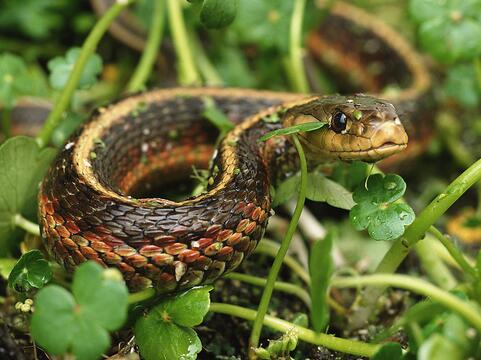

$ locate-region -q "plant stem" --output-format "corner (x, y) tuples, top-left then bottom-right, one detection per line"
(14, 214), (40, 236)
(126, 0), (164, 93)
(428, 226), (477, 278)
(210, 303), (379, 357)
(225, 272), (311, 308)
(287, 0), (309, 93)
(353, 158), (481, 328)
(166, 0), (201, 85)
(1, 107), (11, 139)
(36, 1), (134, 147)
(255, 239), (310, 284)
(128, 288), (156, 304)
(413, 240), (457, 290)
(188, 30), (223, 86)
(248, 135), (307, 357)
(332, 274), (481, 333)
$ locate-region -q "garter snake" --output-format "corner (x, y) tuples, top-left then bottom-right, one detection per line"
(37, 2), (431, 292)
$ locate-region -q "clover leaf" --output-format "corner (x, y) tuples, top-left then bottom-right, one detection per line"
(350, 174), (415, 241)
(31, 261), (129, 360)
(443, 63), (481, 107)
(135, 286), (212, 360)
(0, 137), (55, 255)
(0, 53), (32, 107)
(8, 250), (52, 292)
(47, 48), (103, 90)
(410, 0), (481, 63)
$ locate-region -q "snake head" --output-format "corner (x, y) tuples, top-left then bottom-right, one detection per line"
(283, 94), (408, 162)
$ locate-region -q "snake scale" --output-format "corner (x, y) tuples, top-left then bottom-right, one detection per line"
(38, 1), (431, 292)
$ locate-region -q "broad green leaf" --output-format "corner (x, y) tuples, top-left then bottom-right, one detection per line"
(47, 47), (103, 90)
(410, 0), (481, 63)
(200, 0), (238, 29)
(0, 136), (55, 255)
(134, 286), (212, 360)
(350, 174), (415, 241)
(31, 262), (128, 360)
(0, 53), (32, 107)
(309, 232), (333, 332)
(418, 334), (464, 360)
(272, 174), (300, 208)
(0, 0), (65, 39)
(259, 122), (327, 142)
(8, 250), (52, 292)
(443, 64), (480, 107)
(330, 161), (368, 192)
(306, 172), (355, 210)
(372, 342), (402, 360)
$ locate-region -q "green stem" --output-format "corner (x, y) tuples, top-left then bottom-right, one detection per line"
(428, 226), (477, 278)
(128, 288), (156, 304)
(126, 0), (165, 93)
(255, 239), (310, 284)
(287, 0), (309, 93)
(332, 274), (481, 333)
(355, 158), (481, 327)
(248, 135), (308, 356)
(413, 240), (457, 290)
(225, 272), (311, 308)
(14, 214), (40, 236)
(36, 1), (134, 147)
(210, 303), (379, 357)
(166, 0), (201, 85)
(188, 30), (223, 86)
(1, 107), (11, 139)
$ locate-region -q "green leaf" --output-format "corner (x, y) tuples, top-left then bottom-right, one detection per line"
(330, 161), (368, 192)
(254, 329), (298, 360)
(418, 333), (464, 360)
(349, 174), (415, 241)
(200, 0), (238, 29)
(0, 258), (17, 279)
(272, 174), (300, 208)
(410, 0), (481, 63)
(0, 53), (32, 107)
(202, 97), (234, 136)
(8, 250), (52, 292)
(135, 286), (212, 360)
(259, 122), (327, 142)
(31, 262), (128, 360)
(47, 47), (103, 90)
(372, 342), (402, 360)
(306, 172), (355, 210)
(443, 64), (480, 107)
(0, 136), (55, 255)
(309, 232), (333, 332)
(0, 0), (65, 39)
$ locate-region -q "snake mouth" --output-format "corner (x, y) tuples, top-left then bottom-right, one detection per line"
(333, 142), (408, 161)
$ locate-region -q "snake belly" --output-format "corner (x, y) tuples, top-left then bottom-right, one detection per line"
(39, 89), (305, 292)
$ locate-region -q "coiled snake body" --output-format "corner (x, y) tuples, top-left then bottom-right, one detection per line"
(39, 2), (431, 292)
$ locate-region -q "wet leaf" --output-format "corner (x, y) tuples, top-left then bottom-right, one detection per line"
(0, 136), (55, 255)
(8, 250), (52, 292)
(31, 262), (128, 360)
(200, 0), (238, 29)
(349, 174), (415, 241)
(309, 232), (333, 332)
(47, 47), (103, 90)
(135, 286), (212, 360)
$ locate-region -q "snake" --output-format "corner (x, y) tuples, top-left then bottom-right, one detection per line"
(38, 1), (431, 292)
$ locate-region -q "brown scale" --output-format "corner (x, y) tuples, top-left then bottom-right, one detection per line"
(39, 90), (299, 292)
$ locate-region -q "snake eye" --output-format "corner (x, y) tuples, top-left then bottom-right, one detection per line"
(331, 112), (347, 133)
